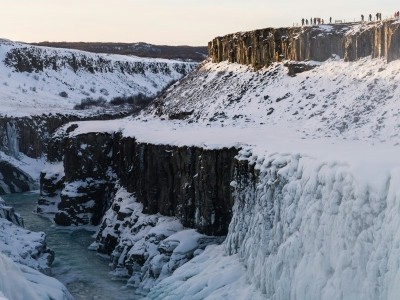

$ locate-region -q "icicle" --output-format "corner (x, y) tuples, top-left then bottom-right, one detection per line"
(5, 122), (19, 158)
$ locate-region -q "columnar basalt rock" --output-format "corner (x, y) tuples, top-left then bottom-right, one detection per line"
(43, 130), (238, 235)
(53, 132), (116, 226)
(208, 20), (400, 69)
(115, 137), (237, 235)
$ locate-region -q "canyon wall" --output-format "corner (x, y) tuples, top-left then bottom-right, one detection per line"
(208, 20), (400, 69)
(42, 128), (237, 236)
(39, 128), (237, 290)
(0, 113), (130, 195)
(0, 113), (129, 159)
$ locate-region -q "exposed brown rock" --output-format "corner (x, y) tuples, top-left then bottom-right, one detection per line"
(208, 20), (400, 69)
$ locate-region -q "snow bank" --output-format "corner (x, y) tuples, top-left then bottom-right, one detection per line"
(0, 213), (53, 273)
(0, 253), (72, 300)
(91, 187), (223, 292)
(147, 245), (264, 300)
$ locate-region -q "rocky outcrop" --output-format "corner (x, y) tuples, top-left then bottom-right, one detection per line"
(36, 163), (64, 214)
(208, 20), (400, 69)
(43, 128), (238, 235)
(0, 113), (129, 159)
(0, 197), (23, 227)
(53, 132), (116, 226)
(0, 161), (35, 195)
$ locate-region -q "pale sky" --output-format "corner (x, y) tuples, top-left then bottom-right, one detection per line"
(0, 0), (397, 46)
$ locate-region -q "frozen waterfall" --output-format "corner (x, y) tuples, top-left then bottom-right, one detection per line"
(225, 149), (400, 300)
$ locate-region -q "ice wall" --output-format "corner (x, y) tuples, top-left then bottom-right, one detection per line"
(226, 148), (400, 299)
(5, 122), (19, 158)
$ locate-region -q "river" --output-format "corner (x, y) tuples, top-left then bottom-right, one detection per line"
(3, 192), (142, 300)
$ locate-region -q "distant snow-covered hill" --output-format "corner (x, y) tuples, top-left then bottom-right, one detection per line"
(0, 39), (197, 117)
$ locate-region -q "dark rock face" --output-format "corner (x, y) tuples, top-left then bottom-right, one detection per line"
(0, 113), (130, 159)
(54, 132), (116, 226)
(116, 138), (237, 235)
(0, 197), (24, 226)
(43, 130), (238, 235)
(208, 20), (400, 69)
(4, 46), (194, 75)
(284, 61), (318, 76)
(37, 163), (65, 214)
(0, 161), (35, 195)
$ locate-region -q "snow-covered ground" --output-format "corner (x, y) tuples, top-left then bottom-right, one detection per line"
(0, 39), (196, 117)
(90, 186), (222, 293)
(147, 57), (400, 143)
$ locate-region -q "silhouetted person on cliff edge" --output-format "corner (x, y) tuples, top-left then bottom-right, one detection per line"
(310, 18), (312, 25)
(306, 19), (309, 25)
(369, 14), (372, 21)
(376, 13), (379, 21)
(330, 17), (332, 23)
(302, 18), (305, 26)
(361, 14), (364, 21)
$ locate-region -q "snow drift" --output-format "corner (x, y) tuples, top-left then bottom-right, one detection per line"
(0, 253), (72, 300)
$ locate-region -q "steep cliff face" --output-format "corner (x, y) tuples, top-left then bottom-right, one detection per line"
(0, 113), (129, 159)
(42, 129), (237, 236)
(208, 20), (400, 69)
(0, 113), (130, 195)
(114, 136), (237, 235)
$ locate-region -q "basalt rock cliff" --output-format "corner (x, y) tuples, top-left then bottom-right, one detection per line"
(208, 20), (400, 69)
(42, 127), (237, 236)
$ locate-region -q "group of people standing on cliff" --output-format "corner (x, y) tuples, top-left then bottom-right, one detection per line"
(301, 12), (387, 26)
(361, 13), (382, 22)
(301, 18), (326, 26)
